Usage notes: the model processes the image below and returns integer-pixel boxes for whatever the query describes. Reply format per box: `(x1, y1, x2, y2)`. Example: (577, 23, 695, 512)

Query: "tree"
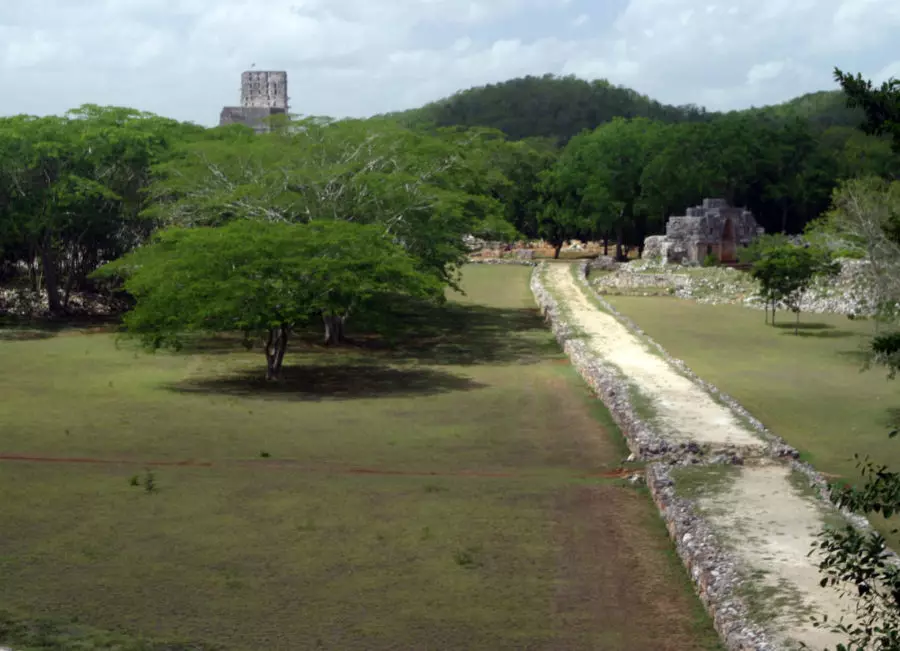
(385, 74, 710, 145)
(761, 118, 819, 233)
(750, 243, 836, 332)
(484, 136, 558, 239)
(811, 176, 900, 325)
(145, 117, 505, 292)
(0, 107, 199, 314)
(547, 117, 665, 258)
(835, 68, 900, 154)
(94, 220, 441, 380)
(809, 442, 900, 650)
(807, 76, 900, 644)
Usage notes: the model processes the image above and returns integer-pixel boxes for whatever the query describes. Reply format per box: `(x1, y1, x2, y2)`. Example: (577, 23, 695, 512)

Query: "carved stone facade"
(644, 198, 764, 265)
(219, 71, 289, 134)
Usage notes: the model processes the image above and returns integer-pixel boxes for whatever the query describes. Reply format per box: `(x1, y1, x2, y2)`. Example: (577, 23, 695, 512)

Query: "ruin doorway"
(720, 218, 737, 262)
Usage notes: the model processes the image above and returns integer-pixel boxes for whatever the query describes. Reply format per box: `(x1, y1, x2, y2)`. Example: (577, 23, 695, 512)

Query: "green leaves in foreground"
(809, 443, 900, 651)
(94, 220, 441, 379)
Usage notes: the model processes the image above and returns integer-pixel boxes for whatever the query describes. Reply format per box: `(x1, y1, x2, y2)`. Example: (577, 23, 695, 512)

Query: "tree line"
(0, 68, 897, 375)
(534, 101, 898, 259)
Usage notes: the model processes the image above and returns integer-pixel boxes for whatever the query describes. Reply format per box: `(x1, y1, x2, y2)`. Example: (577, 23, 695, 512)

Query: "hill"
(382, 76, 865, 144)
(382, 74, 711, 144)
(740, 90, 864, 130)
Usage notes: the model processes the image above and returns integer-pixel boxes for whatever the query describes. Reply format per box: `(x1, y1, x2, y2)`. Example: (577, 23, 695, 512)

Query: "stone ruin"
(644, 198, 764, 265)
(219, 70, 289, 134)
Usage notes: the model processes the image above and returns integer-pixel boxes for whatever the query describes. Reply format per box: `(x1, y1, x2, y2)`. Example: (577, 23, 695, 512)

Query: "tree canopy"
(96, 220, 441, 379)
(383, 74, 711, 145)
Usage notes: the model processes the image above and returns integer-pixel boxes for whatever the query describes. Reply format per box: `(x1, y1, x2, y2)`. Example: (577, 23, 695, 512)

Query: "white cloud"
(0, 0, 897, 125)
(874, 61, 900, 83)
(747, 60, 786, 85)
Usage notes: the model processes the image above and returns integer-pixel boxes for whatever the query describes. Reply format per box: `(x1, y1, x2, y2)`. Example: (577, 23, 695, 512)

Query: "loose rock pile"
(0, 288, 126, 318)
(592, 257, 882, 316)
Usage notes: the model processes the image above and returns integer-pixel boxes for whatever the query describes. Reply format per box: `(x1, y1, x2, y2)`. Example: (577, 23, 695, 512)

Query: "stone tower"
(219, 70, 289, 133)
(240, 71, 288, 110)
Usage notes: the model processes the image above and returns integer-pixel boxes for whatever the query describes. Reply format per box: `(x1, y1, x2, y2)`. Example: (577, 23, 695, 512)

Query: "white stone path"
(545, 263, 851, 650)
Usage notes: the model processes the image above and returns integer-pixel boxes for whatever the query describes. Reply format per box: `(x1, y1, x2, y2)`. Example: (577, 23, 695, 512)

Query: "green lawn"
(0, 265, 721, 651)
(604, 293, 900, 539)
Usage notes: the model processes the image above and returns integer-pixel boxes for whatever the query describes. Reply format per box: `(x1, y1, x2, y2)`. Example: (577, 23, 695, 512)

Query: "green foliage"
(0, 106, 203, 313)
(701, 253, 719, 268)
(809, 72, 900, 642)
(750, 243, 836, 328)
(810, 442, 900, 650)
(737, 233, 791, 264)
(812, 177, 900, 323)
(835, 68, 900, 154)
(545, 117, 666, 258)
(385, 74, 710, 145)
(145, 118, 505, 288)
(95, 220, 440, 378)
(746, 90, 865, 131)
(870, 332, 900, 379)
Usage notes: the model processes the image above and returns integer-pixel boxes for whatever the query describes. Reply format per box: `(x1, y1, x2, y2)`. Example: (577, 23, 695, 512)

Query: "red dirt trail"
(0, 452, 638, 480)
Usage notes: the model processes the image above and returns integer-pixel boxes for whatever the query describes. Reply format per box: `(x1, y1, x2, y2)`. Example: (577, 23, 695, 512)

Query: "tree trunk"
(553, 243, 563, 259)
(771, 299, 777, 326)
(323, 314, 346, 346)
(603, 234, 609, 256)
(40, 244, 62, 316)
(264, 326, 289, 381)
(615, 227, 624, 261)
(765, 299, 769, 324)
(781, 202, 789, 234)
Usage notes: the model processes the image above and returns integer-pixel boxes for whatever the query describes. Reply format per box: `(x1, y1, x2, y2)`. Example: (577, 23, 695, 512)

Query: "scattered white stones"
(593, 257, 885, 317)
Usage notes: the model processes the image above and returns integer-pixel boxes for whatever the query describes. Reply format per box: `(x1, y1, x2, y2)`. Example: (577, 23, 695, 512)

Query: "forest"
(0, 68, 897, 336)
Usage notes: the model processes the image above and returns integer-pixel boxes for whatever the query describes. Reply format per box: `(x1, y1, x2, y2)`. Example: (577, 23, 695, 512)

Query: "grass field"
(604, 293, 900, 540)
(0, 265, 721, 651)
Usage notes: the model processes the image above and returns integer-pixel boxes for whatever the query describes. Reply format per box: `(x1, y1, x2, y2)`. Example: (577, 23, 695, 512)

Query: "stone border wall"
(531, 262, 783, 650)
(575, 260, 875, 534)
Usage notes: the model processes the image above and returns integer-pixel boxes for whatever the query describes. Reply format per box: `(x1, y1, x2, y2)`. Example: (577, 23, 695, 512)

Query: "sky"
(0, 0, 898, 126)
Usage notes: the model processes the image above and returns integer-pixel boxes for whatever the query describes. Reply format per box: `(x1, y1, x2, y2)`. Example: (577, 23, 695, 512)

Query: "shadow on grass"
(353, 299, 558, 366)
(0, 314, 119, 343)
(0, 329, 57, 342)
(772, 322, 855, 339)
(836, 349, 872, 366)
(172, 300, 559, 367)
(168, 363, 486, 401)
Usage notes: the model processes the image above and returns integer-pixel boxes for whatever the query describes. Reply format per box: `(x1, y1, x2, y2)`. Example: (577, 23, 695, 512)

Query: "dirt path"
(696, 463, 848, 648)
(546, 265, 761, 449)
(544, 264, 850, 649)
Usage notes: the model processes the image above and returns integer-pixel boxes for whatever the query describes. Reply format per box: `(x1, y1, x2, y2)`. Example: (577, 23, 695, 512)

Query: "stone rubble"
(532, 260, 897, 650)
(578, 260, 875, 532)
(531, 262, 780, 650)
(592, 257, 884, 317)
(0, 288, 127, 318)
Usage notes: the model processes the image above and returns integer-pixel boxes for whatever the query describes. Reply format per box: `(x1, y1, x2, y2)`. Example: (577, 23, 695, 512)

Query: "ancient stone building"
(644, 198, 764, 264)
(219, 71, 289, 133)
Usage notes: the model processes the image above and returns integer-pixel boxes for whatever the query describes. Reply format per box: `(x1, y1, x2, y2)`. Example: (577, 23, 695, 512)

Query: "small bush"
(453, 546, 482, 569)
(143, 470, 157, 494)
(702, 253, 719, 268)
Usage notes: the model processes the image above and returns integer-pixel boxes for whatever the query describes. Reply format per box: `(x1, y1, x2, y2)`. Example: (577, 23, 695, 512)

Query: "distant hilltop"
(219, 70, 289, 133)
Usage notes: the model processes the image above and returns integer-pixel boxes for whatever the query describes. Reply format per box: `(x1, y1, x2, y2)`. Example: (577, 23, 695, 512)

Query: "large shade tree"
(95, 220, 441, 380)
(143, 117, 508, 291)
